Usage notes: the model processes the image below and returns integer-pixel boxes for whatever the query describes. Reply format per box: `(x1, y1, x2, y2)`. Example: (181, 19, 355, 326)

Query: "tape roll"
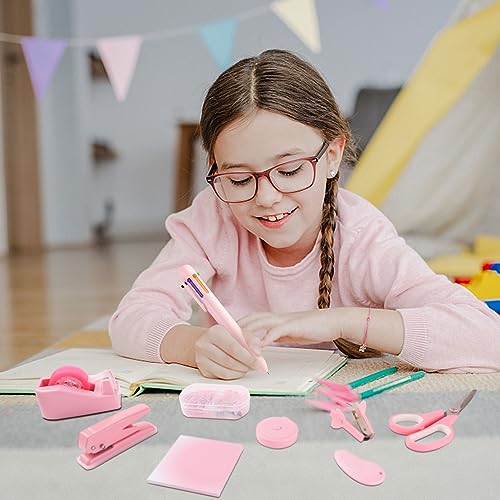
(256, 416, 298, 449)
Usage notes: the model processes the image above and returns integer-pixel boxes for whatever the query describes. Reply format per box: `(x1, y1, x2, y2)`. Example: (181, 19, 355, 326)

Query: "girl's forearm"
(337, 307, 404, 355)
(159, 324, 205, 367)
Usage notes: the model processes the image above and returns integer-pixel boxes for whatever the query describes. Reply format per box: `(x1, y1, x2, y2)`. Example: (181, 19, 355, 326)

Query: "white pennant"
(96, 36, 142, 101)
(271, 0, 321, 53)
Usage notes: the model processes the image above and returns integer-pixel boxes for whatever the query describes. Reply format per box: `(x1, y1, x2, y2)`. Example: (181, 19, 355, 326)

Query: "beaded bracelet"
(358, 307, 371, 352)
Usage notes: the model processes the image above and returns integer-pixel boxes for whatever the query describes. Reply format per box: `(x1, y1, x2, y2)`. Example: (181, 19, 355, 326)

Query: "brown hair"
(200, 49, 378, 359)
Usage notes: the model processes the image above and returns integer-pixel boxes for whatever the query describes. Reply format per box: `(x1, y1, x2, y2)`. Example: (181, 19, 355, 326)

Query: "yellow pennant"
(271, 0, 321, 53)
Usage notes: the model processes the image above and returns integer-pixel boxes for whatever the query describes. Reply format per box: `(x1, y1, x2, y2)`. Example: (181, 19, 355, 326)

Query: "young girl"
(109, 49, 500, 379)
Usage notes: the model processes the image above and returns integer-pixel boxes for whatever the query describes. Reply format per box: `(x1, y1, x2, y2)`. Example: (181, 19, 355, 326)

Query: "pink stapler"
(77, 403, 157, 470)
(330, 401, 374, 442)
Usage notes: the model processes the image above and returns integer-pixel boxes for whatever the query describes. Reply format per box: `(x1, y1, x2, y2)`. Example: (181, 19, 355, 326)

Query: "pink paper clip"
(36, 367, 121, 420)
(77, 403, 157, 470)
(330, 401, 374, 442)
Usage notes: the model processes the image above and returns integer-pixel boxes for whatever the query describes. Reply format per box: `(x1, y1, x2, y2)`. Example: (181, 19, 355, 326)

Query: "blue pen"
(359, 371, 425, 399)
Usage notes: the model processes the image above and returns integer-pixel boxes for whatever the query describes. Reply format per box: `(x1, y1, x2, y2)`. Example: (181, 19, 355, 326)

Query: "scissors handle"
(388, 409, 445, 435)
(405, 414, 457, 452)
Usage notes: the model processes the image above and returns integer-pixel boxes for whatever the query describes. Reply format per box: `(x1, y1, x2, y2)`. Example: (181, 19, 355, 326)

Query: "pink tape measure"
(256, 417, 298, 449)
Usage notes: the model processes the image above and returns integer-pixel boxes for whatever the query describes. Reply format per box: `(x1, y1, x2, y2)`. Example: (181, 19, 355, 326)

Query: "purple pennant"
(21, 37, 67, 101)
(369, 0, 390, 11)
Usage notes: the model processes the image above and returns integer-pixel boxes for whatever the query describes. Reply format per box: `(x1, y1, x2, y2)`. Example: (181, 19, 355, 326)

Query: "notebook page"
(0, 348, 155, 395)
(0, 347, 346, 396)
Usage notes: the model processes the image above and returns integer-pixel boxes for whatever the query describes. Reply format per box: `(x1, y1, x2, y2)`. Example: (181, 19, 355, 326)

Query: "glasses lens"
(212, 173, 257, 203)
(210, 160, 315, 202)
(270, 160, 314, 193)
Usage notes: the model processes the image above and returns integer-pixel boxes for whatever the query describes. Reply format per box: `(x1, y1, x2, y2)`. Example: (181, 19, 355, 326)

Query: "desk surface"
(2, 363, 500, 499)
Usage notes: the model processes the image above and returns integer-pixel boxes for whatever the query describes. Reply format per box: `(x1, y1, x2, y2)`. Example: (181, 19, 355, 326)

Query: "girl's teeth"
(266, 213, 286, 222)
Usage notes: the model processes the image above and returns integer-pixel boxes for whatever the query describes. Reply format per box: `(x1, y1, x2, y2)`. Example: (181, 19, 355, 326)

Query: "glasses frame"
(206, 141, 329, 204)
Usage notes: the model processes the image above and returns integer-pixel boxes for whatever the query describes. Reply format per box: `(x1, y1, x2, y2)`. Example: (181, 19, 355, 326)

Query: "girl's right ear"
(325, 138, 345, 178)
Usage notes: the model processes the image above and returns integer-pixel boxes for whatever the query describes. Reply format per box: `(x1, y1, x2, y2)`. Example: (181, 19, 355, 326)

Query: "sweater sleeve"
(108, 188, 228, 362)
(346, 214, 500, 373)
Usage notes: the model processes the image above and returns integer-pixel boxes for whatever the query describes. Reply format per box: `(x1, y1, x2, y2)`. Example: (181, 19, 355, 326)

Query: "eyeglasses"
(206, 141, 328, 204)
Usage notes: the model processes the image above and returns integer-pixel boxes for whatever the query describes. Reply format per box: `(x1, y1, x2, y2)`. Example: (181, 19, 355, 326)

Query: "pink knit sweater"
(109, 187, 500, 373)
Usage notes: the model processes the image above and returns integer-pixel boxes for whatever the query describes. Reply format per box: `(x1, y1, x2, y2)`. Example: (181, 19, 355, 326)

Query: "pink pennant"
(96, 36, 142, 102)
(21, 37, 66, 101)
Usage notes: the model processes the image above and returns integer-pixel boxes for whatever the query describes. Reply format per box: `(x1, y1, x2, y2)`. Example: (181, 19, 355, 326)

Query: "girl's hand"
(194, 325, 262, 380)
(239, 309, 341, 347)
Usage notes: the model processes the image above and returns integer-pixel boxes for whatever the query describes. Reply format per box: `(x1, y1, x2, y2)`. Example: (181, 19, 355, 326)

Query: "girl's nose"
(254, 176, 282, 206)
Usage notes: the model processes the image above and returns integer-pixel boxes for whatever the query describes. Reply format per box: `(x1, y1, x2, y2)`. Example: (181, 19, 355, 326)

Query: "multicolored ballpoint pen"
(178, 264, 269, 374)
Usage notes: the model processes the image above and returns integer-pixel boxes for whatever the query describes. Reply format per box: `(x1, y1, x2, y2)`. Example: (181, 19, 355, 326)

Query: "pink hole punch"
(36, 365, 121, 420)
(77, 403, 157, 470)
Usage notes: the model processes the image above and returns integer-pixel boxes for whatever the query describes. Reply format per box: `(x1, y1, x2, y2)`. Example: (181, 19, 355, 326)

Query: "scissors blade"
(449, 389, 477, 415)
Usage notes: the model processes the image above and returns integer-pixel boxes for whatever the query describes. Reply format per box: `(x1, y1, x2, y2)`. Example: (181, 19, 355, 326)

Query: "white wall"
(32, 0, 460, 246)
(0, 75, 8, 257)
(34, 0, 92, 247)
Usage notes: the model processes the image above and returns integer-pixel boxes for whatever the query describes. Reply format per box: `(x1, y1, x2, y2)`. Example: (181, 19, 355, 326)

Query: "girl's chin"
(260, 235, 300, 251)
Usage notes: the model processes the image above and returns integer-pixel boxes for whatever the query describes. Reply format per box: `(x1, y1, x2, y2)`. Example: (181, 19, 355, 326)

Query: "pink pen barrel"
(179, 265, 269, 374)
(205, 292, 269, 375)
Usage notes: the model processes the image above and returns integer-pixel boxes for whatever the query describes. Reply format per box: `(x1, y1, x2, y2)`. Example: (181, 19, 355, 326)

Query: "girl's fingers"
(208, 325, 259, 367)
(239, 314, 286, 343)
(242, 331, 263, 355)
(198, 357, 247, 380)
(262, 320, 307, 345)
(240, 314, 304, 346)
(238, 313, 281, 333)
(206, 343, 252, 372)
(271, 335, 311, 345)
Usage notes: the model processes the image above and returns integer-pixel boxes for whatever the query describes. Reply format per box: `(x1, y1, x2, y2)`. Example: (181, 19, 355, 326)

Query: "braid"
(317, 176, 337, 309)
(318, 175, 380, 359)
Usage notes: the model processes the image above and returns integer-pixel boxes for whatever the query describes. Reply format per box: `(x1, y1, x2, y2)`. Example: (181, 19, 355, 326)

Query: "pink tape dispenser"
(35, 365, 122, 420)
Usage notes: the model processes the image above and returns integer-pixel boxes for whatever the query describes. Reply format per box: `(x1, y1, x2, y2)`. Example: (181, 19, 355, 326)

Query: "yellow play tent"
(346, 0, 500, 278)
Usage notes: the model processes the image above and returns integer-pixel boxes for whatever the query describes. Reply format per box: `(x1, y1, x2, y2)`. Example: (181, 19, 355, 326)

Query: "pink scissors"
(388, 389, 477, 452)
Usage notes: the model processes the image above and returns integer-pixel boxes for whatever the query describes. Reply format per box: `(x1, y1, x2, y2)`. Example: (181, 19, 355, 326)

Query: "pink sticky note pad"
(147, 435, 244, 497)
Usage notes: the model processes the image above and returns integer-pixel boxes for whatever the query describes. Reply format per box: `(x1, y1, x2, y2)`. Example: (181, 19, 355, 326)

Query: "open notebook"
(0, 347, 347, 397)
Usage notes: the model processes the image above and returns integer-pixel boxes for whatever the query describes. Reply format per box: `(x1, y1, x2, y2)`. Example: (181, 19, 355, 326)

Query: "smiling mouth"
(257, 207, 298, 222)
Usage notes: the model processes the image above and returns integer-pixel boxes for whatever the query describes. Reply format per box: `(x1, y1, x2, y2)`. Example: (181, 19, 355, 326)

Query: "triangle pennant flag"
(271, 0, 321, 53)
(198, 18, 237, 70)
(21, 37, 67, 101)
(96, 36, 142, 101)
(369, 0, 390, 11)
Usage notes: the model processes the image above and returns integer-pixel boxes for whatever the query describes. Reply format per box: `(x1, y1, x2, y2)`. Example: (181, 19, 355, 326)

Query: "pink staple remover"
(77, 403, 157, 470)
(330, 401, 374, 442)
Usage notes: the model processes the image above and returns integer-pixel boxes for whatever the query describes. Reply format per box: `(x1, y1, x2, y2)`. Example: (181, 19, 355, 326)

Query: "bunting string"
(0, 1, 388, 102)
(0, 5, 271, 46)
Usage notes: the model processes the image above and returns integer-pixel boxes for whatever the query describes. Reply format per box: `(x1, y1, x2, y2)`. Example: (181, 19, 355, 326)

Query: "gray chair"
(348, 86, 402, 155)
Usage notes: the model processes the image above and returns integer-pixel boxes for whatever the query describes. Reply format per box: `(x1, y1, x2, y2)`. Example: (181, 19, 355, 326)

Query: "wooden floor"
(0, 239, 166, 371)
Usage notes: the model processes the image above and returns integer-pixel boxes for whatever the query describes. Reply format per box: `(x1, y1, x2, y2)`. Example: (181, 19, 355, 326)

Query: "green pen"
(359, 370, 426, 399)
(348, 366, 398, 389)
